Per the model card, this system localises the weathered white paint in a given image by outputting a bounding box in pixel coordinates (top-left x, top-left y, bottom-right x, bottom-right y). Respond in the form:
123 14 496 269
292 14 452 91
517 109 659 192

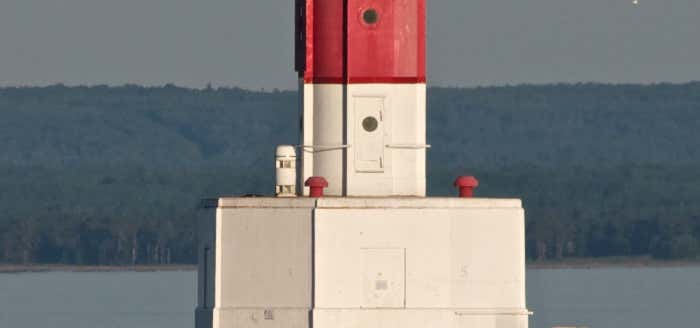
301 83 426 197
312 84 345 195
196 197 530 328
300 82 314 196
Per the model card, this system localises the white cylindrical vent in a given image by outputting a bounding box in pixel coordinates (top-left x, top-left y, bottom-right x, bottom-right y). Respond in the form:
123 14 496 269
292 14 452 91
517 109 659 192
276 145 297 197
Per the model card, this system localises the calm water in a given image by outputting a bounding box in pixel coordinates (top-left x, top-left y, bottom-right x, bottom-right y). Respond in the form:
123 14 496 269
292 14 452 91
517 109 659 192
1 267 698 328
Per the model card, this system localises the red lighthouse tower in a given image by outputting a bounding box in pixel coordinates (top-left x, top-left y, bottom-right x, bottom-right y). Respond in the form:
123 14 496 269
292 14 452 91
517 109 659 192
295 0 427 196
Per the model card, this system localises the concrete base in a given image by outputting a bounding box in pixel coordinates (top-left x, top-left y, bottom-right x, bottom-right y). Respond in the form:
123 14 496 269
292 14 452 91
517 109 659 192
195 197 529 328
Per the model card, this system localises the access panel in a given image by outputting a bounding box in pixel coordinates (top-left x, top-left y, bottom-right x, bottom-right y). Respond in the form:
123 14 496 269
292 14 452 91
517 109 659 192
361 248 406 308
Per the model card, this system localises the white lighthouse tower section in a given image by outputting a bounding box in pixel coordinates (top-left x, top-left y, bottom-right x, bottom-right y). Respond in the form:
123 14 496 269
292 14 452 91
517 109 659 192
347 84 427 195
302 84 344 196
302 83 427 196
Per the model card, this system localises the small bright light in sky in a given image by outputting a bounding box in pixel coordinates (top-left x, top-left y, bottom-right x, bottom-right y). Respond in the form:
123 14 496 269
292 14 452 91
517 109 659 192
633 0 639 4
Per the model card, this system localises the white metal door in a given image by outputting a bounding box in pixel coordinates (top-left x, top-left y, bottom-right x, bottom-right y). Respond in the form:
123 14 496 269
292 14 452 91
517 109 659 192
354 97 385 172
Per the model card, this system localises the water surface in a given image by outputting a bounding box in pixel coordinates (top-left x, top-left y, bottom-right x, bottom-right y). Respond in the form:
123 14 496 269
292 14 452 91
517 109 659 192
1 267 698 328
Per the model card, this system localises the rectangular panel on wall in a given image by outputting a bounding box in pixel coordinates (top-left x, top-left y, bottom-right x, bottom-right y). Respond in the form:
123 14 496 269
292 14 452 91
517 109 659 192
353 96 385 172
361 248 405 308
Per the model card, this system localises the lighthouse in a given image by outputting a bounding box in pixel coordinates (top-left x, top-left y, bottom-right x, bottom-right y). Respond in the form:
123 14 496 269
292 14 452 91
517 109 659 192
195 1 530 328
296 0 427 196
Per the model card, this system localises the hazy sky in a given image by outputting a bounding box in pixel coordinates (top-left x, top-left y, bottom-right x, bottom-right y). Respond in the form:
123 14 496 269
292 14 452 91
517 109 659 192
0 0 698 90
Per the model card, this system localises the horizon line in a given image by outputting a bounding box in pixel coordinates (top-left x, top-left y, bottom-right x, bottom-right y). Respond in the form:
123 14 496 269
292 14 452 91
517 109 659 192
0 80 699 92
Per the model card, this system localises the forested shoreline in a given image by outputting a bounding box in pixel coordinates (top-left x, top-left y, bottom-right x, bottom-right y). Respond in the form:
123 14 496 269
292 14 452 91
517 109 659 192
1 83 699 264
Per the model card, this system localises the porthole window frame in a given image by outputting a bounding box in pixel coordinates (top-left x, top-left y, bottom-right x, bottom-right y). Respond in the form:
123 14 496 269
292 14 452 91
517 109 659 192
360 7 380 26
362 116 379 132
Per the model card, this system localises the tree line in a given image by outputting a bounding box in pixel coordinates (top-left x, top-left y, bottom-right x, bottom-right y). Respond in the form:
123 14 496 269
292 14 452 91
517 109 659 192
0 83 699 264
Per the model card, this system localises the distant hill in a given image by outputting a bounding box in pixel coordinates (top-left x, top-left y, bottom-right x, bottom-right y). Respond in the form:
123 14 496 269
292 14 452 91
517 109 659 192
1 83 699 264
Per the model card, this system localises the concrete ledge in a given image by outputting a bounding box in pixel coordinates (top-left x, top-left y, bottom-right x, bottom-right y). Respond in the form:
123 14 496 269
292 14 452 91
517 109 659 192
218 197 316 208
217 197 522 209
313 308 531 315
313 308 530 327
316 197 521 209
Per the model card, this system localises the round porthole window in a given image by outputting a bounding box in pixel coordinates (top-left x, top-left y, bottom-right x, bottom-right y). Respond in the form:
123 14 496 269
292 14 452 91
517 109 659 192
362 8 379 25
362 116 379 132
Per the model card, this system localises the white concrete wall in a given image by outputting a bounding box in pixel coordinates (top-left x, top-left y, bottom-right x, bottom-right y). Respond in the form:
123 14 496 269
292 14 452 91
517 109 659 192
211 198 316 328
312 198 529 327
202 197 529 328
313 200 525 310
